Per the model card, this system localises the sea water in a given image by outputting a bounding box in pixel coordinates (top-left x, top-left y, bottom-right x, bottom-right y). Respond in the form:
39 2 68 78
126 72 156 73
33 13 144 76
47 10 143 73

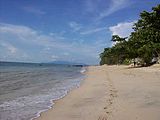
0 62 85 120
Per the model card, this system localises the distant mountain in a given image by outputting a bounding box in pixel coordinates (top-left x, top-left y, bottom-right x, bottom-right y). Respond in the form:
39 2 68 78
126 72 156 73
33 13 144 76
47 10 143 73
48 61 86 65
0 61 87 67
0 61 42 66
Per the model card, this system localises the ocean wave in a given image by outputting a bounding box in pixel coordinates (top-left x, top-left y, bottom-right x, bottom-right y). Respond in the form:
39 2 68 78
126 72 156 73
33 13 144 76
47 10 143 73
0 77 83 120
80 67 87 74
0 65 85 120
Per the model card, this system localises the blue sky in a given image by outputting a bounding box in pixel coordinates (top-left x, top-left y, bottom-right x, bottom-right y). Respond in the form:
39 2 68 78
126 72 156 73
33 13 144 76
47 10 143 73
0 0 159 64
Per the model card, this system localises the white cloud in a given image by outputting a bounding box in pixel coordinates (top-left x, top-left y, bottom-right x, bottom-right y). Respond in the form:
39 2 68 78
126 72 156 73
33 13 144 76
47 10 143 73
50 55 59 61
68 21 107 35
85 0 131 21
109 21 136 37
0 23 51 47
0 23 37 35
49 32 65 40
1 42 17 54
69 21 82 32
80 26 107 35
0 23 105 64
98 0 130 20
0 41 29 61
0 23 64 62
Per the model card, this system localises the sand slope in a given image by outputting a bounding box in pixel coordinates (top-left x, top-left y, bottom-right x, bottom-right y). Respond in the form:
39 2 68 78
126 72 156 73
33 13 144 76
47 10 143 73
36 65 160 120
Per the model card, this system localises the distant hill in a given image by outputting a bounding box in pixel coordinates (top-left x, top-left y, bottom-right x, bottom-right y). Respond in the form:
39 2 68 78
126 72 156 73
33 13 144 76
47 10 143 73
0 61 46 66
48 61 86 66
0 61 41 66
0 61 87 66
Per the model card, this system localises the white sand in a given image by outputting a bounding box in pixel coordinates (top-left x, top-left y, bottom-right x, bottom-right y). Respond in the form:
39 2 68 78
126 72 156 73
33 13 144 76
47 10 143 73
36 65 160 120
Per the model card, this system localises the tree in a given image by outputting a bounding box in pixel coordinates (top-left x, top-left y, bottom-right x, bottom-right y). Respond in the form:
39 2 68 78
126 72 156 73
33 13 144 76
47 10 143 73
130 4 160 65
111 35 127 42
100 35 128 65
100 4 160 66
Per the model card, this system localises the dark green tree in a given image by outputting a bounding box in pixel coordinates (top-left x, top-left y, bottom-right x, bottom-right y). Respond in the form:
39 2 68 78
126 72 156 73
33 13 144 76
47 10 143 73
130 4 160 65
100 4 160 66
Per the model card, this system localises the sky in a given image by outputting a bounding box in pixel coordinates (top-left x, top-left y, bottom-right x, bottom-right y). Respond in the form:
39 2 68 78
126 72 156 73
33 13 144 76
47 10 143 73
0 0 159 64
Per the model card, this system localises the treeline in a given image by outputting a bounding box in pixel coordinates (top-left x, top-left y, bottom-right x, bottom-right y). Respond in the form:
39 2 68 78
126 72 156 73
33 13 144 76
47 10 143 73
100 4 160 66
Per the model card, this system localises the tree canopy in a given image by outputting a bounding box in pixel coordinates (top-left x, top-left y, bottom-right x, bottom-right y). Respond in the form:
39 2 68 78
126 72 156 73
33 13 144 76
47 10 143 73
100 4 160 66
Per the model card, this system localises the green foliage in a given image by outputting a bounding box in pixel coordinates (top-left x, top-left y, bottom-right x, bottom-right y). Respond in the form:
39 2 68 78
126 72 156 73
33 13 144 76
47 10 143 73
100 36 128 65
100 4 160 66
111 35 127 42
122 58 131 65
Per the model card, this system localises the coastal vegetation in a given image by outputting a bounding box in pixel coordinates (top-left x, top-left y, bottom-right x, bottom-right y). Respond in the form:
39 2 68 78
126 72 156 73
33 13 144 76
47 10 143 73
100 4 160 66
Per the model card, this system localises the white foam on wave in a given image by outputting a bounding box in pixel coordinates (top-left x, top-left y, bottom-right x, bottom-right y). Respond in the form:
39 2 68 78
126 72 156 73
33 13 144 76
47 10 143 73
80 67 87 74
0 66 86 120
31 91 67 120
0 77 83 120
31 76 85 120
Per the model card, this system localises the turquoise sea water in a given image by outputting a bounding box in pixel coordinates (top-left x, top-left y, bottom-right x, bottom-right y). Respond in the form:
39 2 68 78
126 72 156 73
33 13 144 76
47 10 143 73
0 62 85 120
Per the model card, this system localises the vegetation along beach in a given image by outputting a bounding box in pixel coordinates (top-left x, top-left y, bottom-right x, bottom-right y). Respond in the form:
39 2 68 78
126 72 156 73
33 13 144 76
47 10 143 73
0 1 160 120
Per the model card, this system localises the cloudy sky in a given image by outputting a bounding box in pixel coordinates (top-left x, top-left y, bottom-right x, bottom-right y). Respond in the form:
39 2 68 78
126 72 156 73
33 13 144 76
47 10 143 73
0 0 159 64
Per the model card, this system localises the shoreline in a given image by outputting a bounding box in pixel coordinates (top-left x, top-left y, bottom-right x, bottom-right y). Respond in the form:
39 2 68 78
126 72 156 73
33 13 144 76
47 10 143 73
36 66 110 120
31 68 87 120
30 75 86 120
35 65 160 120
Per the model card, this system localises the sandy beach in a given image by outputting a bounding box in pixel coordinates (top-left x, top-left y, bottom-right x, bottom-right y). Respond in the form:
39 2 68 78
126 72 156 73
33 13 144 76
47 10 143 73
36 65 160 120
